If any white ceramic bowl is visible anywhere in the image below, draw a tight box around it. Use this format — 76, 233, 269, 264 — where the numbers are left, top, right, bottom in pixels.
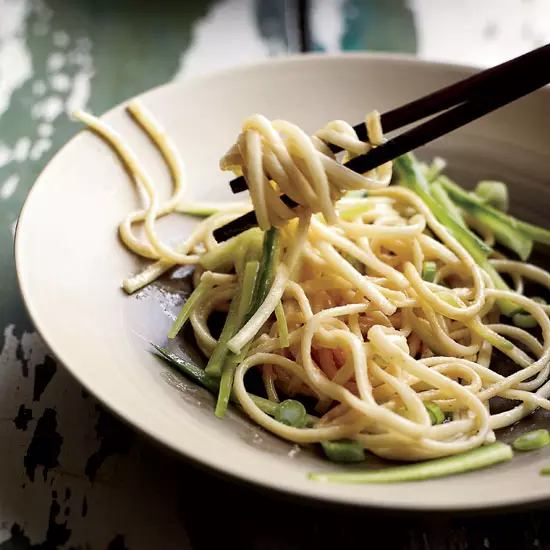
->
15, 53, 550, 511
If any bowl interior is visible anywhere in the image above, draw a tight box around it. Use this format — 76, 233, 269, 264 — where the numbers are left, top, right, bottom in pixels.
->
15, 54, 550, 511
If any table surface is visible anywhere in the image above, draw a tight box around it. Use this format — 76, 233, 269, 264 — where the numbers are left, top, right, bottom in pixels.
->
2, 1, 550, 548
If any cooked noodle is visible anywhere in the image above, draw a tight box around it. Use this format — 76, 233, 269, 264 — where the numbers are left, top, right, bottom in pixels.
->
76, 101, 550, 463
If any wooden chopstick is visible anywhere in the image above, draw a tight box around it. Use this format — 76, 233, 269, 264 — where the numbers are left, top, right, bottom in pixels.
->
214, 44, 550, 242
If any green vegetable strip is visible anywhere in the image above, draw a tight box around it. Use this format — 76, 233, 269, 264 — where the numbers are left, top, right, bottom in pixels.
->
395, 155, 492, 256
168, 280, 213, 339
475, 180, 509, 212
512, 312, 538, 329
424, 402, 445, 425
152, 344, 317, 426
421, 261, 437, 283
395, 154, 519, 317
513, 429, 550, 452
441, 177, 534, 261
321, 440, 366, 463
309, 442, 513, 483
205, 261, 259, 377
431, 178, 466, 227
275, 301, 290, 348
276, 399, 307, 428
215, 228, 281, 418
215, 261, 260, 417
200, 227, 263, 271
253, 228, 281, 306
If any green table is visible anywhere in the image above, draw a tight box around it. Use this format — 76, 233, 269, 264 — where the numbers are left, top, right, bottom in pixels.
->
1, 1, 550, 547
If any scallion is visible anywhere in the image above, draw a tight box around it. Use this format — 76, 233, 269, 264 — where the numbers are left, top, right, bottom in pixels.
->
215, 228, 280, 418
425, 402, 445, 425
474, 180, 509, 212
513, 429, 550, 452
310, 442, 513, 483
275, 399, 307, 428
321, 439, 366, 463
275, 301, 290, 348
205, 260, 259, 378
422, 261, 437, 283
214, 261, 260, 417
512, 312, 538, 329
440, 177, 533, 261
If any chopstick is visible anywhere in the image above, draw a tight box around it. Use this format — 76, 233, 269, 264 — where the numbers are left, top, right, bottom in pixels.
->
230, 43, 550, 195
215, 44, 550, 242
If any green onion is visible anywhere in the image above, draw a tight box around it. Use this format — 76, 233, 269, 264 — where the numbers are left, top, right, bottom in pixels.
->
394, 154, 520, 317
168, 280, 213, 339
205, 260, 259, 378
252, 228, 280, 304
512, 312, 538, 329
321, 440, 366, 463
540, 466, 550, 475
513, 429, 550, 452
422, 261, 437, 283
215, 228, 280, 418
151, 344, 318, 426
425, 402, 445, 425
214, 261, 260, 417
276, 399, 307, 428
310, 442, 513, 483
440, 177, 533, 261
431, 178, 466, 226
275, 301, 290, 348
474, 180, 509, 212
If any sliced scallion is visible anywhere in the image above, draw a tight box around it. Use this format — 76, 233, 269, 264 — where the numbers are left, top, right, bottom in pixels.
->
276, 399, 307, 428
425, 402, 445, 425
205, 260, 259, 378
513, 429, 550, 452
512, 312, 538, 329
310, 442, 513, 483
422, 261, 437, 283
321, 439, 366, 463
474, 180, 509, 213
214, 261, 260, 417
275, 301, 290, 348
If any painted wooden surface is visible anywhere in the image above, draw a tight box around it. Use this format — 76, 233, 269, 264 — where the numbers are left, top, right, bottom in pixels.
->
2, 1, 550, 548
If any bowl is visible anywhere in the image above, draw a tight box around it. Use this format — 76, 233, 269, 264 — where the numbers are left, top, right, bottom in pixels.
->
15, 53, 550, 511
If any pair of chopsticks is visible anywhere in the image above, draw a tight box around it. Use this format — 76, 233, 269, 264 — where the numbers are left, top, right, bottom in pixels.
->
214, 44, 550, 242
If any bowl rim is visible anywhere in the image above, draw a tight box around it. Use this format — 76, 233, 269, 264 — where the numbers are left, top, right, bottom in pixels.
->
14, 51, 550, 512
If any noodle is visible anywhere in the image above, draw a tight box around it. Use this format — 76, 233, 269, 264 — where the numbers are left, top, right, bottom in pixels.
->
77, 102, 550, 464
